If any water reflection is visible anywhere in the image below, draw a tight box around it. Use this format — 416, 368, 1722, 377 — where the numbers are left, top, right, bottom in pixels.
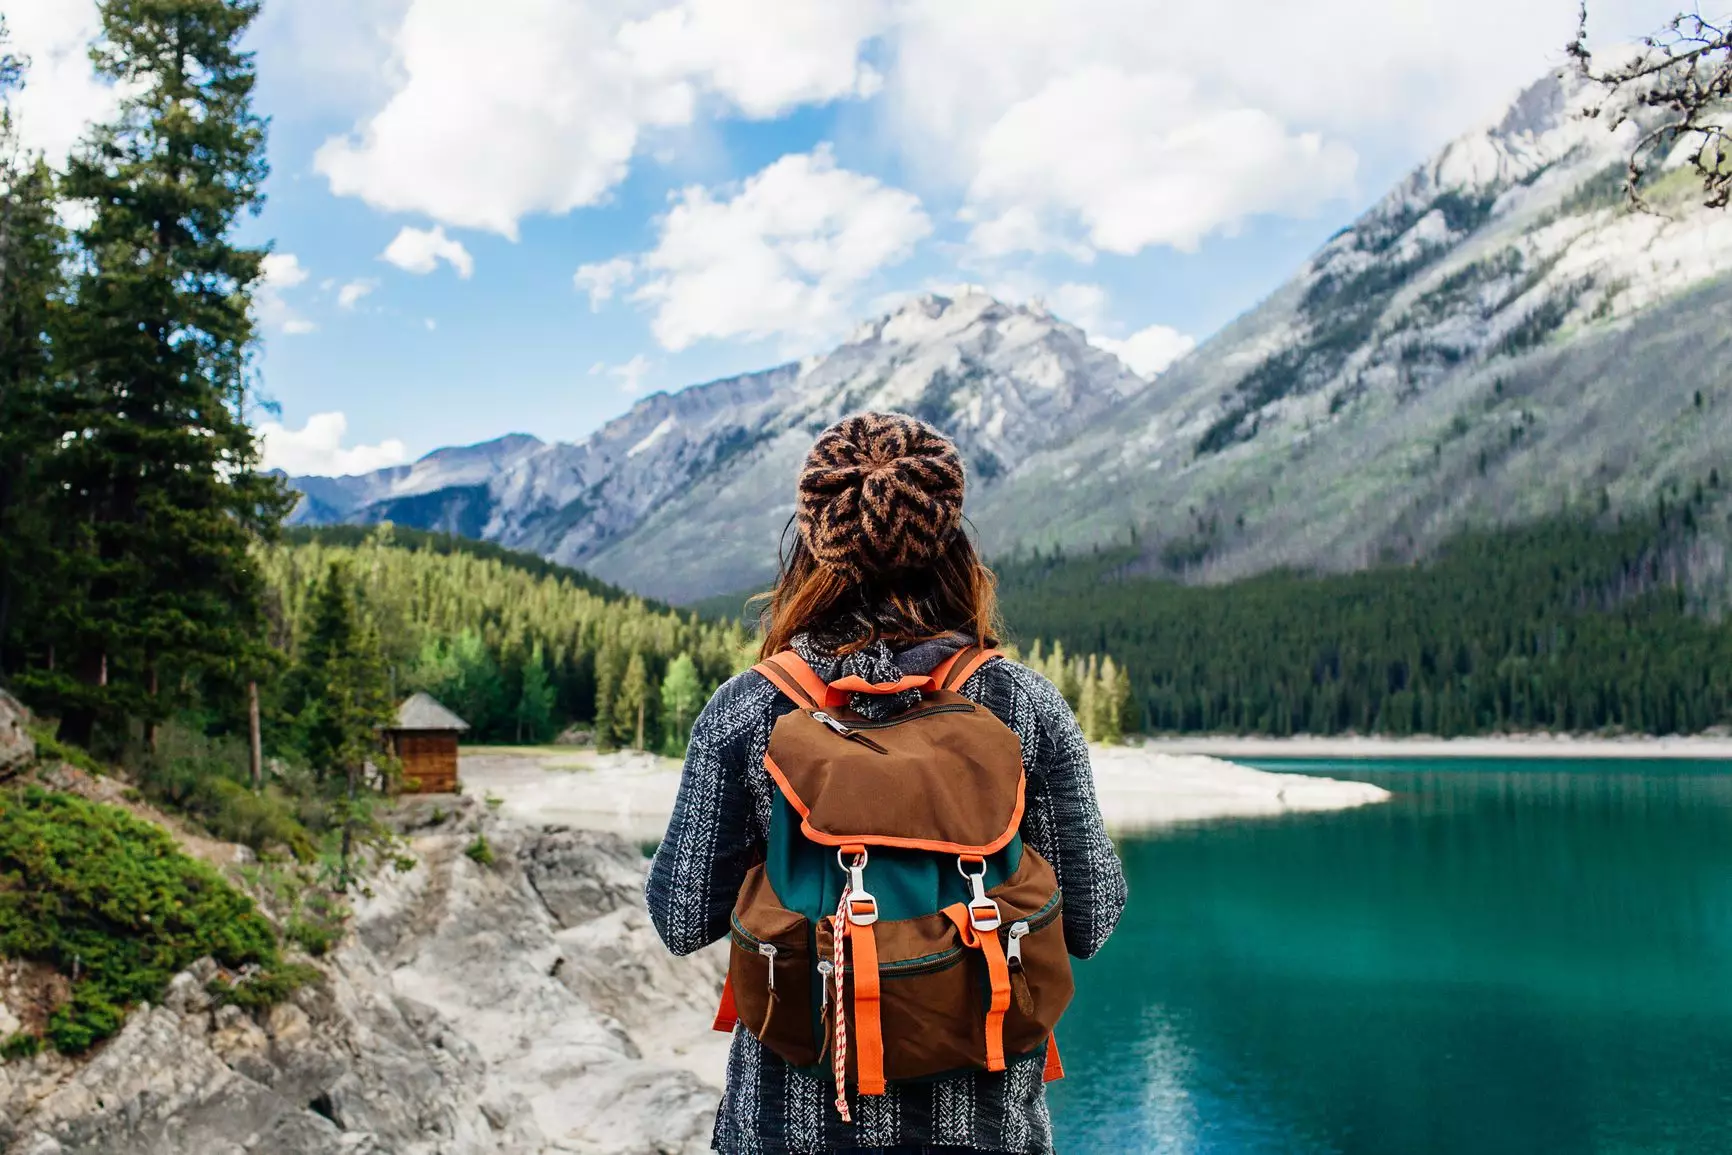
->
1048, 759, 1732, 1154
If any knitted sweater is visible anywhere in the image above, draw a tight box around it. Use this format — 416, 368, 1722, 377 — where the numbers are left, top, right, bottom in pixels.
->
644, 636, 1129, 1154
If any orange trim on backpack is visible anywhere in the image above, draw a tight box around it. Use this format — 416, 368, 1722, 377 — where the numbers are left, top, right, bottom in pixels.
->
754, 647, 1005, 713
712, 973, 739, 1034
943, 903, 1012, 1073
933, 644, 1002, 691
847, 919, 886, 1095
762, 753, 1026, 857
751, 655, 833, 709
827, 672, 938, 696
1043, 1033, 1064, 1083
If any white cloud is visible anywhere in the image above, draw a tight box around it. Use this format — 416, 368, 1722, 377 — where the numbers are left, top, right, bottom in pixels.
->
381, 225, 474, 278
601, 353, 653, 394
963, 67, 1357, 257
336, 278, 379, 309
574, 256, 636, 310
423, 317, 437, 331
1, 0, 121, 165
619, 0, 888, 118
259, 411, 408, 476
1095, 324, 1196, 377
256, 252, 316, 336
630, 145, 931, 351
881, 0, 1683, 259
312, 0, 884, 237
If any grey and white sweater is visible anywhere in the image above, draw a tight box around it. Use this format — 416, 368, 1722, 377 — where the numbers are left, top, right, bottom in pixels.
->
645, 635, 1129, 1154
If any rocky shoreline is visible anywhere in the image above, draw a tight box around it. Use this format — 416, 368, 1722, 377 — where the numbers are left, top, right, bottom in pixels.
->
0, 799, 726, 1155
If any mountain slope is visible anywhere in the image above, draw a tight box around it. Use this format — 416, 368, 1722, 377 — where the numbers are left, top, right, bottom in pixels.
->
974, 66, 1732, 577
290, 67, 1732, 602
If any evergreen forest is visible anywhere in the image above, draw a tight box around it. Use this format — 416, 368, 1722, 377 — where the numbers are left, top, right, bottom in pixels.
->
997, 512, 1732, 737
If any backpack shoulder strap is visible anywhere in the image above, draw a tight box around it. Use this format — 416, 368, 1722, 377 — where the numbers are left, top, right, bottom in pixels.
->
753, 643, 1005, 710
930, 643, 1003, 692
751, 651, 838, 710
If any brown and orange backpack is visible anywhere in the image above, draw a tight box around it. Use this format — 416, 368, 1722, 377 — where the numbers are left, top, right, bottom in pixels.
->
712, 643, 1073, 1120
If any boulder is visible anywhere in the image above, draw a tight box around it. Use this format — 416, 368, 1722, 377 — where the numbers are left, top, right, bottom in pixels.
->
0, 689, 33, 775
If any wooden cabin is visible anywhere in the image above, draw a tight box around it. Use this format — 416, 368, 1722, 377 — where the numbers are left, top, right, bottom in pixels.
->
386, 692, 469, 794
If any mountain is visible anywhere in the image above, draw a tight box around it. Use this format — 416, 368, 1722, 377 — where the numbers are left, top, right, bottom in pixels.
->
290, 66, 1732, 602
292, 292, 1149, 599
972, 67, 1732, 578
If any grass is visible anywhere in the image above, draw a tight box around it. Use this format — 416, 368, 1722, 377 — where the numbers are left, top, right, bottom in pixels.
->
0, 785, 309, 1055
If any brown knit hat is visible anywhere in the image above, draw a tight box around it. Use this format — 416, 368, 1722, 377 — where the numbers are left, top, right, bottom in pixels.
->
796, 412, 966, 580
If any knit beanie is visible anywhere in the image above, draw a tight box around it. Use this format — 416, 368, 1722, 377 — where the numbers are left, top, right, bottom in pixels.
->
795, 412, 966, 581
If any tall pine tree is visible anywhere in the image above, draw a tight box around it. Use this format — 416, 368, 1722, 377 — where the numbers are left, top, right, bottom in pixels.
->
44, 0, 289, 745
0, 22, 67, 677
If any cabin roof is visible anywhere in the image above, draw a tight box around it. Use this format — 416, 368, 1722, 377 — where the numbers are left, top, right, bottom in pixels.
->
391, 692, 470, 732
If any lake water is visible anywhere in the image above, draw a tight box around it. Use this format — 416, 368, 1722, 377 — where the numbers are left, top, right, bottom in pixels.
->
1047, 758, 1732, 1154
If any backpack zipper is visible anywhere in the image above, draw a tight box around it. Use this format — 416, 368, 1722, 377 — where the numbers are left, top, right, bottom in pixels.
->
809, 712, 891, 754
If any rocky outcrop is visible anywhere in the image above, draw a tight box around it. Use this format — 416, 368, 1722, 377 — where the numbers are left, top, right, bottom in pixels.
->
0, 803, 726, 1154
0, 690, 33, 776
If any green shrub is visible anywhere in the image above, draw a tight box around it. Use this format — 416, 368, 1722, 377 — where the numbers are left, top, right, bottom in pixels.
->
130, 724, 317, 860
0, 786, 303, 1053
208, 962, 321, 1011
464, 834, 494, 866
1, 1030, 42, 1060
25, 720, 105, 775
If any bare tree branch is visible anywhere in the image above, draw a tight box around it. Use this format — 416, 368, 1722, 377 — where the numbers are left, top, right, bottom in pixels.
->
1573, 3, 1732, 210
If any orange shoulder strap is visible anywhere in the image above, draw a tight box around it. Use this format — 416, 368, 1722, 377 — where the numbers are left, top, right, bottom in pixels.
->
754, 644, 1003, 710
751, 652, 838, 710
930, 643, 1003, 692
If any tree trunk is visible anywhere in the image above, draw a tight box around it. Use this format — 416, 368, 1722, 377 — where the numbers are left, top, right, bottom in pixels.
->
248, 680, 262, 789
340, 760, 357, 891
636, 698, 645, 751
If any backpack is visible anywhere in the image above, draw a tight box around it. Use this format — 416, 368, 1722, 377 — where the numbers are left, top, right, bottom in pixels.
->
711, 643, 1073, 1121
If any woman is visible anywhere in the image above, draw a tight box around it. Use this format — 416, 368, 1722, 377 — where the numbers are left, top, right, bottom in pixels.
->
646, 412, 1127, 1155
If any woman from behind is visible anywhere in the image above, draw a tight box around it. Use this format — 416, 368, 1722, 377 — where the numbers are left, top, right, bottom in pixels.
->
647, 411, 1127, 1155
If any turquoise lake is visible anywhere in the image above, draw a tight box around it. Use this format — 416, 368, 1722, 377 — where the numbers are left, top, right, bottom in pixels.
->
1047, 758, 1732, 1154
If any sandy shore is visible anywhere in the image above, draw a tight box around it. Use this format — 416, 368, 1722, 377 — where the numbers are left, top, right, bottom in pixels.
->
459, 743, 1390, 843
1135, 734, 1732, 760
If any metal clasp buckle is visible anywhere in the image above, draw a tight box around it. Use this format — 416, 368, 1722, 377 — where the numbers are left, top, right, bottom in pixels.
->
956, 855, 1001, 932
838, 847, 878, 926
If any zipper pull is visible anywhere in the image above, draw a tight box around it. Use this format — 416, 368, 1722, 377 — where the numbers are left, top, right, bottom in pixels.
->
1006, 921, 1036, 1015
758, 942, 778, 992
811, 711, 889, 754
811, 711, 850, 735
1006, 920, 1030, 970
817, 959, 834, 1012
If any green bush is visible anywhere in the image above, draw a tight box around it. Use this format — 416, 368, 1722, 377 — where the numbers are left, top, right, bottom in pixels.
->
26, 719, 105, 775
464, 834, 494, 866
130, 724, 317, 860
0, 786, 304, 1054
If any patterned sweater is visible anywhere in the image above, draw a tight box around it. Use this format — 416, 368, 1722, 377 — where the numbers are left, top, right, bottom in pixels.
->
645, 635, 1129, 1154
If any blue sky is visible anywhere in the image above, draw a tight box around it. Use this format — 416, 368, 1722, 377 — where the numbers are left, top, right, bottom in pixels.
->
5, 0, 1681, 475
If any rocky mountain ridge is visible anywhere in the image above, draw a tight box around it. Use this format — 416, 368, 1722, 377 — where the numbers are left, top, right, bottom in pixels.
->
290, 65, 1732, 601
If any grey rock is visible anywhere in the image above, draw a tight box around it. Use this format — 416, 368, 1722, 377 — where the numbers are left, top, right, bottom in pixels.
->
0, 689, 33, 774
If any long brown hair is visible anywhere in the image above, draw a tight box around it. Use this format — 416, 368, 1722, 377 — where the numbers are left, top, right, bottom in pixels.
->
753, 517, 1002, 658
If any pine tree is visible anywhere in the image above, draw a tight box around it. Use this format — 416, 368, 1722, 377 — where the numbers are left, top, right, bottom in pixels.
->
45, 0, 289, 745
284, 563, 391, 784
1097, 656, 1127, 744
593, 641, 623, 751
515, 642, 555, 744
614, 650, 651, 751
0, 24, 67, 677
659, 652, 704, 755
1077, 654, 1102, 741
